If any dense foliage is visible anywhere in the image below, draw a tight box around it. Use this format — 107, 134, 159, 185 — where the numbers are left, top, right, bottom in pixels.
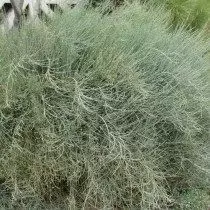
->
149, 0, 210, 30
0, 2, 209, 209
90, 0, 210, 31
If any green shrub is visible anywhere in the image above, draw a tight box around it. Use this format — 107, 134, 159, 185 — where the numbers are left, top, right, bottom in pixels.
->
90, 0, 210, 31
174, 189, 210, 210
147, 0, 210, 31
0, 2, 209, 209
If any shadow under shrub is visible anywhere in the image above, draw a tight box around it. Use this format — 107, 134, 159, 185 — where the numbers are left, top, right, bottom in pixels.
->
0, 2, 209, 209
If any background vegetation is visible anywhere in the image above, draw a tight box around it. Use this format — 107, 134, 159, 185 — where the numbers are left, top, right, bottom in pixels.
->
90, 0, 210, 31
148, 0, 210, 30
0, 1, 209, 209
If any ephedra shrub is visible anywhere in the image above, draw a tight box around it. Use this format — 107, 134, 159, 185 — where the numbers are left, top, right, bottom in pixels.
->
0, 2, 209, 209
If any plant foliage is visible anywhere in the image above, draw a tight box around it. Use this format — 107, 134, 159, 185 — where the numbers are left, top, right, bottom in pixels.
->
149, 0, 210, 30
0, 2, 209, 209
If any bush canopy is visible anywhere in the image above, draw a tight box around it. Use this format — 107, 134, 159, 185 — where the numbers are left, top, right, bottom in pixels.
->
0, 2, 209, 209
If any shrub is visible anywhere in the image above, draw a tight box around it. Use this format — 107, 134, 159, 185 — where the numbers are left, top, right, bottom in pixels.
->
147, 0, 210, 31
177, 189, 210, 210
89, 0, 210, 31
0, 2, 209, 209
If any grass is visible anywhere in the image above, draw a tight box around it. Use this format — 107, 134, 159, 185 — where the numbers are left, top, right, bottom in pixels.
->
0, 1, 209, 209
